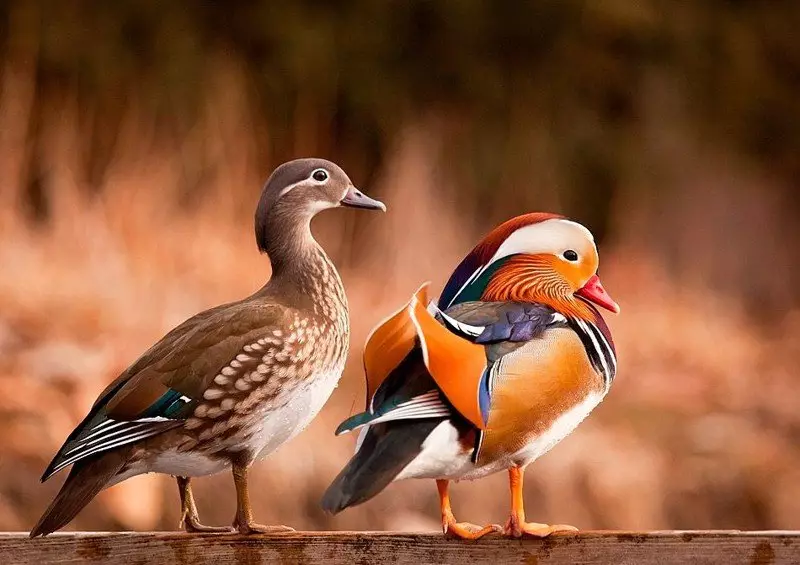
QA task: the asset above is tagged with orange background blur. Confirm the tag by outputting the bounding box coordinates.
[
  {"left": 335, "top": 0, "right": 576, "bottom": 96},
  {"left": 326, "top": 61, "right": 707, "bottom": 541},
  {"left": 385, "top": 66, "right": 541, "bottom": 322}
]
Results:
[{"left": 1, "top": 2, "right": 799, "bottom": 533}]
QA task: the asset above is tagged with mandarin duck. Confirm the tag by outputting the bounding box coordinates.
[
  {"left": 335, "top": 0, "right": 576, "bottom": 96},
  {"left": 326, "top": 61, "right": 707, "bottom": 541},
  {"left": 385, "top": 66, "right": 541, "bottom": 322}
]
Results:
[
  {"left": 322, "top": 213, "right": 619, "bottom": 539},
  {"left": 31, "top": 158, "right": 386, "bottom": 537}
]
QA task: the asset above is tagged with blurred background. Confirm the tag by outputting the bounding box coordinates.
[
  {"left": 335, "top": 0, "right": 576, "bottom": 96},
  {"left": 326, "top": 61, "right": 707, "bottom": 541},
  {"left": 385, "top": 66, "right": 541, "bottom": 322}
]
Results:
[{"left": 1, "top": 1, "right": 799, "bottom": 534}]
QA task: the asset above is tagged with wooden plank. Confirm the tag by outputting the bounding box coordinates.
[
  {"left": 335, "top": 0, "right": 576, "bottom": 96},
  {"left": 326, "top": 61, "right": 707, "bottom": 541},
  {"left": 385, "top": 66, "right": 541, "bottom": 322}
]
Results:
[{"left": 1, "top": 531, "right": 798, "bottom": 565}]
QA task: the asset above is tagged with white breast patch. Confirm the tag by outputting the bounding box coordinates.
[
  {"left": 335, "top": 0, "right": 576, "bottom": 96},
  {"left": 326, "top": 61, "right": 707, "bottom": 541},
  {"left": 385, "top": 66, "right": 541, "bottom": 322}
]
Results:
[{"left": 393, "top": 390, "right": 606, "bottom": 483}]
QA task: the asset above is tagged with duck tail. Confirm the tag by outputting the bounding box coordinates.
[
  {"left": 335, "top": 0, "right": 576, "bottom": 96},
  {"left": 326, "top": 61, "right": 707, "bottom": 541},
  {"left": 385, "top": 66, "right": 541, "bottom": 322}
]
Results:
[
  {"left": 30, "top": 449, "right": 130, "bottom": 537},
  {"left": 321, "top": 419, "right": 441, "bottom": 514}
]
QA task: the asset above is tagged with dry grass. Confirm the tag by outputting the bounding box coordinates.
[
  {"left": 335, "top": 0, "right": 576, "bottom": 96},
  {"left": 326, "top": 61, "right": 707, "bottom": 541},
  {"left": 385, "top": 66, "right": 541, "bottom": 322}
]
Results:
[{"left": 1, "top": 71, "right": 799, "bottom": 535}]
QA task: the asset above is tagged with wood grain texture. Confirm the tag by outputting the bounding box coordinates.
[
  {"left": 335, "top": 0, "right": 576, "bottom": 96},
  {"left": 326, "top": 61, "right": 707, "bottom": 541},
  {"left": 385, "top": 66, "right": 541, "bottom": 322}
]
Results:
[{"left": 2, "top": 531, "right": 798, "bottom": 565}]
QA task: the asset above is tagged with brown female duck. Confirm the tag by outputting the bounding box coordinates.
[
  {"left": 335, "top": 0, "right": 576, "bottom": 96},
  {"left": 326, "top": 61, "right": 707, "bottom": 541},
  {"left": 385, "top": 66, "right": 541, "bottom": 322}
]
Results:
[{"left": 32, "top": 158, "right": 385, "bottom": 536}]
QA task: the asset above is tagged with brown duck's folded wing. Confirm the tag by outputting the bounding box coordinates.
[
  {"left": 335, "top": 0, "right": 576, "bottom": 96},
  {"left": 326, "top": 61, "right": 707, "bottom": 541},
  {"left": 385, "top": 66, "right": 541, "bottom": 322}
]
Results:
[
  {"left": 90, "top": 302, "right": 234, "bottom": 409},
  {"left": 106, "top": 302, "right": 289, "bottom": 415},
  {"left": 42, "top": 301, "right": 290, "bottom": 481}
]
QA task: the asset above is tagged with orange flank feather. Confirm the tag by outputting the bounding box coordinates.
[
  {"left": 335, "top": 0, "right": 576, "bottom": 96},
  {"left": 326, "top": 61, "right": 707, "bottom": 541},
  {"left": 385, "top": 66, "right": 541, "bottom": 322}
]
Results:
[
  {"left": 361, "top": 284, "right": 488, "bottom": 429},
  {"left": 409, "top": 293, "right": 488, "bottom": 429},
  {"left": 477, "top": 327, "right": 602, "bottom": 465}
]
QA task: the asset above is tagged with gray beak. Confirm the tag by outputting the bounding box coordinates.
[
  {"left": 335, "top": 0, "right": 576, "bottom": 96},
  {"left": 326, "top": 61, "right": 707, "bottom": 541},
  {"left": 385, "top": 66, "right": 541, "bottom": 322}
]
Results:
[{"left": 340, "top": 185, "right": 386, "bottom": 212}]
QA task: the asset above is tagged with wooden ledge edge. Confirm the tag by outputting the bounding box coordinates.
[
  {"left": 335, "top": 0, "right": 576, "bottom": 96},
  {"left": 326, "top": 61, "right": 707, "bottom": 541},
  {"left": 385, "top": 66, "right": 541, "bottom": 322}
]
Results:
[
  {"left": 2, "top": 530, "right": 798, "bottom": 565},
  {"left": 5, "top": 530, "right": 800, "bottom": 539}
]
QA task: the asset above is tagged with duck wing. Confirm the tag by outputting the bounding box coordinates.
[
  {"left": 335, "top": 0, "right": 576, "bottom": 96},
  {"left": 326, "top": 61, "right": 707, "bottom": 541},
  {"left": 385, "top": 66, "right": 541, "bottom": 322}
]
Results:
[
  {"left": 41, "top": 301, "right": 290, "bottom": 481},
  {"left": 340, "top": 285, "right": 562, "bottom": 435},
  {"left": 324, "top": 296, "right": 563, "bottom": 512}
]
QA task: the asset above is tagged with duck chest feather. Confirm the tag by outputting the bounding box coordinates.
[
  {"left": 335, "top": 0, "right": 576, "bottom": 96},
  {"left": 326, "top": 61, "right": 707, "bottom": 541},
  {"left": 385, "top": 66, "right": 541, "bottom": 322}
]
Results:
[
  {"left": 177, "top": 293, "right": 349, "bottom": 459},
  {"left": 476, "top": 327, "right": 606, "bottom": 467}
]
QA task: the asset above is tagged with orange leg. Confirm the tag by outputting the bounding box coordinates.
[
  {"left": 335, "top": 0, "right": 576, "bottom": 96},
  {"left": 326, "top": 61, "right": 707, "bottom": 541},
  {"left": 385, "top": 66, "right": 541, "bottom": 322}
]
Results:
[
  {"left": 437, "top": 480, "right": 501, "bottom": 540},
  {"left": 503, "top": 466, "right": 578, "bottom": 538}
]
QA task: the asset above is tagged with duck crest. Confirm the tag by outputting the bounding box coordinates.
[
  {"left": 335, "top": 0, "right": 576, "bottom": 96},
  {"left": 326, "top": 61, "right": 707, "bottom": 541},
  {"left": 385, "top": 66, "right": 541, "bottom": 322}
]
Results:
[
  {"left": 481, "top": 254, "right": 595, "bottom": 320},
  {"left": 439, "top": 212, "right": 564, "bottom": 309}
]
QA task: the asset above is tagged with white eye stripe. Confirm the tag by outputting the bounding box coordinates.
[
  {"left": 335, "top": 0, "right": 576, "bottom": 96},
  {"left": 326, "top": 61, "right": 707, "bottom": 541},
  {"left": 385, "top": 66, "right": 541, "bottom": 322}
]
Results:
[
  {"left": 277, "top": 169, "right": 331, "bottom": 199},
  {"left": 489, "top": 219, "right": 594, "bottom": 265},
  {"left": 277, "top": 179, "right": 307, "bottom": 198}
]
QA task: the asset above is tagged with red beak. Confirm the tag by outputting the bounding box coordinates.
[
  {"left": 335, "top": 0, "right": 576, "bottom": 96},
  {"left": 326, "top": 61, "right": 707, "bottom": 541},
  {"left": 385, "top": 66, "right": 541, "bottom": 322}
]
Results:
[{"left": 575, "top": 274, "right": 620, "bottom": 314}]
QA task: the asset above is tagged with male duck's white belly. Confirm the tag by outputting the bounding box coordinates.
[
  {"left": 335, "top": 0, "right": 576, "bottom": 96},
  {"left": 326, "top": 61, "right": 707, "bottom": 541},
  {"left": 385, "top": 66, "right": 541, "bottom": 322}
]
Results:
[{"left": 396, "top": 389, "right": 606, "bottom": 482}]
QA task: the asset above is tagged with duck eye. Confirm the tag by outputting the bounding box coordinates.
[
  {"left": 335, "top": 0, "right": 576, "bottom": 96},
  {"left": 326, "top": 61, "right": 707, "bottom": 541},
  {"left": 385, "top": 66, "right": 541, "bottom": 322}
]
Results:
[
  {"left": 311, "top": 169, "right": 329, "bottom": 182},
  {"left": 563, "top": 250, "right": 579, "bottom": 262}
]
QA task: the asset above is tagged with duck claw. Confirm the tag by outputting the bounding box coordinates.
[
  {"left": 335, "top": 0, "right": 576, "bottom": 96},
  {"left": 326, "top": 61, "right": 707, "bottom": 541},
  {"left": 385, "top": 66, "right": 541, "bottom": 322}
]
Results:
[
  {"left": 503, "top": 517, "right": 578, "bottom": 538},
  {"left": 444, "top": 520, "right": 502, "bottom": 540}
]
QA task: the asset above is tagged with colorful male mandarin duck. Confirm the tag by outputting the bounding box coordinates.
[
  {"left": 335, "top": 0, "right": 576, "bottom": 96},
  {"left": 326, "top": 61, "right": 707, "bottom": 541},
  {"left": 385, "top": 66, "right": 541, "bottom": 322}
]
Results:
[
  {"left": 31, "top": 158, "right": 385, "bottom": 537},
  {"left": 322, "top": 213, "right": 619, "bottom": 539}
]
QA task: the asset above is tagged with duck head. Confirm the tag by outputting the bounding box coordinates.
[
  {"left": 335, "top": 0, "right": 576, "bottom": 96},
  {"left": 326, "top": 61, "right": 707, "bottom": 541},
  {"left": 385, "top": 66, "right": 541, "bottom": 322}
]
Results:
[
  {"left": 439, "top": 213, "right": 619, "bottom": 320},
  {"left": 255, "top": 158, "right": 385, "bottom": 254}
]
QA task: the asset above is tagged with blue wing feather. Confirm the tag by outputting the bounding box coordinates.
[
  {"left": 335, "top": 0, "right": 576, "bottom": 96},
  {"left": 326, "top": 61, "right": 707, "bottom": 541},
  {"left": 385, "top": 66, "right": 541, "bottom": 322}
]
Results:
[
  {"left": 468, "top": 302, "right": 562, "bottom": 344},
  {"left": 478, "top": 368, "right": 491, "bottom": 425},
  {"left": 141, "top": 389, "right": 193, "bottom": 419}
]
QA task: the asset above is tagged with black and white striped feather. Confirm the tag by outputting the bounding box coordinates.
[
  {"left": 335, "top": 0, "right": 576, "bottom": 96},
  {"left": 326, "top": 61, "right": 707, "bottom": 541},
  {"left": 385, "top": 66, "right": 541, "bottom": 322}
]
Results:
[
  {"left": 41, "top": 413, "right": 183, "bottom": 480},
  {"left": 569, "top": 317, "right": 617, "bottom": 388}
]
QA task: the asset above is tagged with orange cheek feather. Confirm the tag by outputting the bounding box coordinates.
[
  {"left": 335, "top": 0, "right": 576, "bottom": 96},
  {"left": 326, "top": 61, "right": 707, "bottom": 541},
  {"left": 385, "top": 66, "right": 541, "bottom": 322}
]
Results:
[{"left": 482, "top": 255, "right": 594, "bottom": 319}]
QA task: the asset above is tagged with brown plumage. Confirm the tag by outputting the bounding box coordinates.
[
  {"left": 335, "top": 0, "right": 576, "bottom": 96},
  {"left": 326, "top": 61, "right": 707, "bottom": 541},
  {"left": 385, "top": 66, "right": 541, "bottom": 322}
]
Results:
[
  {"left": 32, "top": 158, "right": 385, "bottom": 537},
  {"left": 32, "top": 447, "right": 133, "bottom": 538}
]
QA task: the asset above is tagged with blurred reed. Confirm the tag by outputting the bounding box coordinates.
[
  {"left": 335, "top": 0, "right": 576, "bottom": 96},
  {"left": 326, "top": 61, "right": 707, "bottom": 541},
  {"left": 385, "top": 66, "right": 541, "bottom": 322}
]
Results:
[{"left": 0, "top": 1, "right": 799, "bottom": 534}]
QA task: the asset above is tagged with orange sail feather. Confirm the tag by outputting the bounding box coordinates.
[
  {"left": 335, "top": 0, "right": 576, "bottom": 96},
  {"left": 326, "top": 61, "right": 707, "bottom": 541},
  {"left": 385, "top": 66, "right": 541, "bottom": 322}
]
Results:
[{"left": 362, "top": 283, "right": 488, "bottom": 429}]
